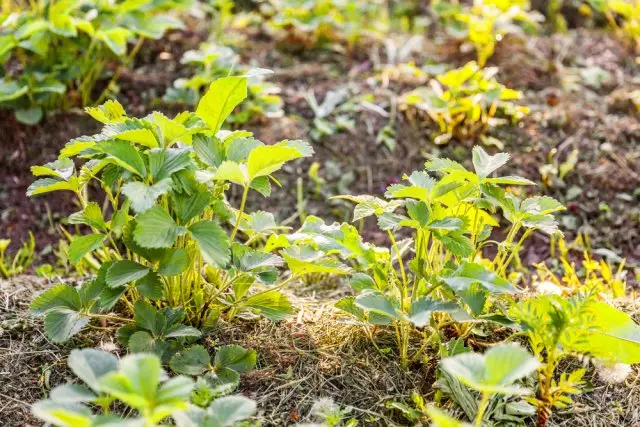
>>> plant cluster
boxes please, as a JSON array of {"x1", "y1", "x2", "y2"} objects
[
  {"x1": 431, "y1": 0, "x2": 544, "y2": 66},
  {"x1": 0, "y1": 0, "x2": 189, "y2": 123},
  {"x1": 32, "y1": 348, "x2": 257, "y2": 426},
  {"x1": 400, "y1": 61, "x2": 529, "y2": 144},
  {"x1": 27, "y1": 76, "x2": 328, "y2": 346},
  {"x1": 276, "y1": 146, "x2": 640, "y2": 426},
  {"x1": 294, "y1": 147, "x2": 558, "y2": 368},
  {"x1": 262, "y1": 0, "x2": 386, "y2": 49},
  {"x1": 163, "y1": 43, "x2": 284, "y2": 126}
]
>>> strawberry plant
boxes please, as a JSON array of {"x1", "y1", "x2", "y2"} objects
[
  {"x1": 431, "y1": 0, "x2": 543, "y2": 66},
  {"x1": 28, "y1": 76, "x2": 321, "y2": 344},
  {"x1": 284, "y1": 147, "x2": 562, "y2": 369},
  {"x1": 163, "y1": 43, "x2": 284, "y2": 125},
  {"x1": 401, "y1": 61, "x2": 529, "y2": 145},
  {"x1": 31, "y1": 348, "x2": 257, "y2": 426},
  {"x1": 263, "y1": 0, "x2": 384, "y2": 49},
  {"x1": 509, "y1": 291, "x2": 640, "y2": 427},
  {"x1": 439, "y1": 343, "x2": 539, "y2": 425},
  {"x1": 0, "y1": 0, "x2": 189, "y2": 123}
]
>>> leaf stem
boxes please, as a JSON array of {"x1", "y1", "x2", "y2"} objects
[{"x1": 230, "y1": 185, "x2": 250, "y2": 242}]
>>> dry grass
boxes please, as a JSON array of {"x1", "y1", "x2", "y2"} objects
[{"x1": 2, "y1": 275, "x2": 640, "y2": 426}]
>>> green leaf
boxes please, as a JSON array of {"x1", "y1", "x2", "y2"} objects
[
  {"x1": 15, "y1": 107, "x2": 43, "y2": 125},
  {"x1": 106, "y1": 260, "x2": 150, "y2": 288},
  {"x1": 128, "y1": 331, "x2": 158, "y2": 353},
  {"x1": 135, "y1": 271, "x2": 163, "y2": 300},
  {"x1": 68, "y1": 202, "x2": 107, "y2": 232},
  {"x1": 27, "y1": 177, "x2": 79, "y2": 196},
  {"x1": 193, "y1": 134, "x2": 223, "y2": 167},
  {"x1": 31, "y1": 158, "x2": 75, "y2": 180},
  {"x1": 440, "y1": 343, "x2": 539, "y2": 395},
  {"x1": 355, "y1": 292, "x2": 401, "y2": 320},
  {"x1": 188, "y1": 220, "x2": 230, "y2": 267},
  {"x1": 30, "y1": 284, "x2": 82, "y2": 315},
  {"x1": 173, "y1": 190, "x2": 212, "y2": 223},
  {"x1": 96, "y1": 27, "x2": 131, "y2": 56},
  {"x1": 158, "y1": 248, "x2": 189, "y2": 276},
  {"x1": 214, "y1": 345, "x2": 256, "y2": 373},
  {"x1": 102, "y1": 120, "x2": 158, "y2": 148},
  {"x1": 587, "y1": 302, "x2": 640, "y2": 364},
  {"x1": 152, "y1": 113, "x2": 192, "y2": 147},
  {"x1": 438, "y1": 234, "x2": 474, "y2": 257},
  {"x1": 99, "y1": 353, "x2": 162, "y2": 408},
  {"x1": 68, "y1": 348, "x2": 118, "y2": 393},
  {"x1": 406, "y1": 200, "x2": 430, "y2": 227},
  {"x1": 426, "y1": 406, "x2": 472, "y2": 427},
  {"x1": 408, "y1": 298, "x2": 458, "y2": 327},
  {"x1": 282, "y1": 246, "x2": 352, "y2": 276},
  {"x1": 156, "y1": 375, "x2": 194, "y2": 405},
  {"x1": 247, "y1": 144, "x2": 305, "y2": 182},
  {"x1": 196, "y1": 76, "x2": 248, "y2": 133},
  {"x1": 134, "y1": 206, "x2": 187, "y2": 248},
  {"x1": 49, "y1": 384, "x2": 96, "y2": 404},
  {"x1": 442, "y1": 262, "x2": 519, "y2": 295},
  {"x1": 213, "y1": 161, "x2": 247, "y2": 186},
  {"x1": 206, "y1": 395, "x2": 257, "y2": 426},
  {"x1": 484, "y1": 176, "x2": 535, "y2": 186},
  {"x1": 133, "y1": 300, "x2": 164, "y2": 335},
  {"x1": 69, "y1": 234, "x2": 106, "y2": 264},
  {"x1": 31, "y1": 401, "x2": 93, "y2": 426},
  {"x1": 335, "y1": 297, "x2": 367, "y2": 321},
  {"x1": 98, "y1": 140, "x2": 147, "y2": 177},
  {"x1": 44, "y1": 310, "x2": 90, "y2": 343},
  {"x1": 122, "y1": 179, "x2": 172, "y2": 213},
  {"x1": 85, "y1": 100, "x2": 126, "y2": 124},
  {"x1": 149, "y1": 148, "x2": 192, "y2": 181},
  {"x1": 472, "y1": 146, "x2": 509, "y2": 180},
  {"x1": 428, "y1": 218, "x2": 463, "y2": 232},
  {"x1": 242, "y1": 290, "x2": 293, "y2": 321}
]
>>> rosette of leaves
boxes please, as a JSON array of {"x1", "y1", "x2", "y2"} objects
[
  {"x1": 439, "y1": 343, "x2": 539, "y2": 425},
  {"x1": 28, "y1": 75, "x2": 320, "y2": 343},
  {"x1": 31, "y1": 348, "x2": 257, "y2": 427},
  {"x1": 430, "y1": 0, "x2": 543, "y2": 66},
  {"x1": 400, "y1": 62, "x2": 530, "y2": 145},
  {"x1": 170, "y1": 344, "x2": 256, "y2": 395},
  {"x1": 307, "y1": 147, "x2": 562, "y2": 369},
  {"x1": 0, "y1": 0, "x2": 191, "y2": 123},
  {"x1": 117, "y1": 301, "x2": 201, "y2": 362},
  {"x1": 509, "y1": 291, "x2": 640, "y2": 427}
]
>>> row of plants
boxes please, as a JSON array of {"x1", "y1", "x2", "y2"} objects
[
  {"x1": 3, "y1": 0, "x2": 635, "y2": 126},
  {"x1": 24, "y1": 76, "x2": 640, "y2": 426}
]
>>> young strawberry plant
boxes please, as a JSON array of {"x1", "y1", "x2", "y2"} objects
[
  {"x1": 0, "y1": 0, "x2": 189, "y2": 123},
  {"x1": 431, "y1": 0, "x2": 543, "y2": 66},
  {"x1": 282, "y1": 147, "x2": 561, "y2": 369},
  {"x1": 439, "y1": 343, "x2": 539, "y2": 426},
  {"x1": 401, "y1": 61, "x2": 529, "y2": 145},
  {"x1": 31, "y1": 348, "x2": 257, "y2": 426},
  {"x1": 28, "y1": 75, "x2": 321, "y2": 344},
  {"x1": 509, "y1": 291, "x2": 640, "y2": 427}
]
